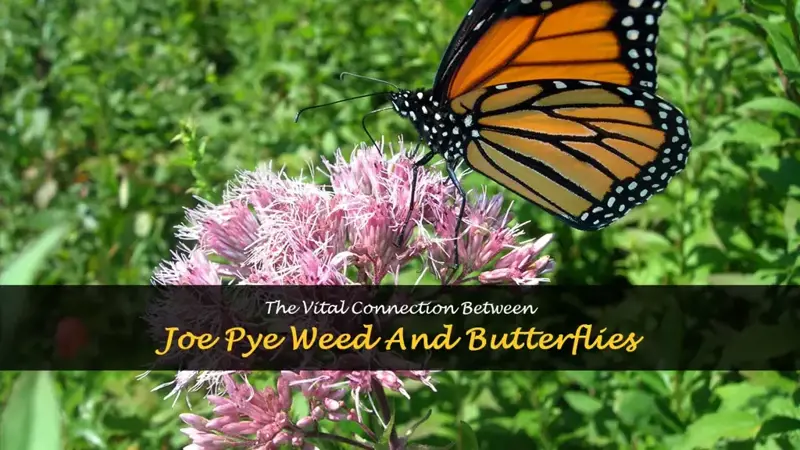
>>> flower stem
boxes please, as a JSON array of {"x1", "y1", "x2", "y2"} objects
[{"x1": 371, "y1": 378, "x2": 402, "y2": 449}]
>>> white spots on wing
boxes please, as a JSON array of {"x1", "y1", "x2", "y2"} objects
[
  {"x1": 643, "y1": 92, "x2": 654, "y2": 99},
  {"x1": 629, "y1": 0, "x2": 643, "y2": 7},
  {"x1": 629, "y1": 49, "x2": 639, "y2": 59},
  {"x1": 627, "y1": 30, "x2": 640, "y2": 40},
  {"x1": 663, "y1": 147, "x2": 671, "y2": 154},
  {"x1": 646, "y1": 62, "x2": 654, "y2": 71},
  {"x1": 496, "y1": 84, "x2": 508, "y2": 90},
  {"x1": 634, "y1": 100, "x2": 645, "y2": 107},
  {"x1": 676, "y1": 116, "x2": 684, "y2": 124},
  {"x1": 645, "y1": 48, "x2": 653, "y2": 57},
  {"x1": 541, "y1": 0, "x2": 553, "y2": 10},
  {"x1": 474, "y1": 19, "x2": 485, "y2": 31},
  {"x1": 580, "y1": 81, "x2": 601, "y2": 86},
  {"x1": 434, "y1": 113, "x2": 441, "y2": 120},
  {"x1": 453, "y1": 126, "x2": 460, "y2": 134},
  {"x1": 618, "y1": 87, "x2": 633, "y2": 95},
  {"x1": 633, "y1": 62, "x2": 641, "y2": 70},
  {"x1": 646, "y1": 14, "x2": 655, "y2": 25},
  {"x1": 658, "y1": 102, "x2": 673, "y2": 110},
  {"x1": 659, "y1": 111, "x2": 667, "y2": 119},
  {"x1": 464, "y1": 115, "x2": 473, "y2": 126},
  {"x1": 421, "y1": 106, "x2": 428, "y2": 114},
  {"x1": 653, "y1": 1, "x2": 662, "y2": 8},
  {"x1": 628, "y1": 181, "x2": 638, "y2": 190},
  {"x1": 622, "y1": 16, "x2": 634, "y2": 27},
  {"x1": 647, "y1": 34, "x2": 655, "y2": 42},
  {"x1": 616, "y1": 186, "x2": 624, "y2": 193},
  {"x1": 410, "y1": 111, "x2": 417, "y2": 121},
  {"x1": 607, "y1": 197, "x2": 616, "y2": 207},
  {"x1": 581, "y1": 212, "x2": 589, "y2": 221},
  {"x1": 677, "y1": 126, "x2": 685, "y2": 136},
  {"x1": 471, "y1": 130, "x2": 480, "y2": 137},
  {"x1": 554, "y1": 81, "x2": 568, "y2": 89}
]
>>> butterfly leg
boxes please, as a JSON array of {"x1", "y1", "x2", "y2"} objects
[
  {"x1": 446, "y1": 164, "x2": 466, "y2": 271},
  {"x1": 361, "y1": 107, "x2": 391, "y2": 154},
  {"x1": 395, "y1": 148, "x2": 436, "y2": 248}
]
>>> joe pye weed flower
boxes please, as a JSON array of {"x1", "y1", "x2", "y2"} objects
[{"x1": 147, "y1": 135, "x2": 555, "y2": 449}]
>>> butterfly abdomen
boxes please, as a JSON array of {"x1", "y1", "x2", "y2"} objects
[{"x1": 390, "y1": 89, "x2": 473, "y2": 162}]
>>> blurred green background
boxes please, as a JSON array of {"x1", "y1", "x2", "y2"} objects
[{"x1": 1, "y1": 0, "x2": 799, "y2": 448}]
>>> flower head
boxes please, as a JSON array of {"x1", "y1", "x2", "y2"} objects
[
  {"x1": 150, "y1": 138, "x2": 557, "y2": 449},
  {"x1": 152, "y1": 139, "x2": 554, "y2": 286}
]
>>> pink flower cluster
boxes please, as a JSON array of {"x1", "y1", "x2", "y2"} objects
[
  {"x1": 172, "y1": 370, "x2": 434, "y2": 449},
  {"x1": 150, "y1": 140, "x2": 556, "y2": 449},
  {"x1": 152, "y1": 140, "x2": 554, "y2": 286}
]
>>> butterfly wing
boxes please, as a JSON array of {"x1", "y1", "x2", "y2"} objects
[
  {"x1": 459, "y1": 80, "x2": 690, "y2": 230},
  {"x1": 432, "y1": 0, "x2": 667, "y2": 104}
]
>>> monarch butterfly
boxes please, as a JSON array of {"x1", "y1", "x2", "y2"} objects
[{"x1": 299, "y1": 0, "x2": 691, "y2": 267}]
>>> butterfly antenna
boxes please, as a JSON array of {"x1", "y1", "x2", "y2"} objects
[
  {"x1": 295, "y1": 91, "x2": 391, "y2": 122},
  {"x1": 340, "y1": 72, "x2": 400, "y2": 91}
]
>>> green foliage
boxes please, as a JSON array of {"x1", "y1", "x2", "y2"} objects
[
  {"x1": 1, "y1": 0, "x2": 797, "y2": 285},
  {"x1": 0, "y1": 372, "x2": 61, "y2": 450},
  {"x1": 2, "y1": 371, "x2": 796, "y2": 449},
  {"x1": 1, "y1": 0, "x2": 799, "y2": 449}
]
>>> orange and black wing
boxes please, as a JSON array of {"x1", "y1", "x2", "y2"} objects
[
  {"x1": 433, "y1": 0, "x2": 667, "y2": 103},
  {"x1": 458, "y1": 80, "x2": 690, "y2": 230}
]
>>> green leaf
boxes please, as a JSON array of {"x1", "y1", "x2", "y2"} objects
[
  {"x1": 378, "y1": 406, "x2": 396, "y2": 446},
  {"x1": 457, "y1": 421, "x2": 479, "y2": 450},
  {"x1": 757, "y1": 416, "x2": 800, "y2": 439},
  {"x1": 784, "y1": 198, "x2": 800, "y2": 239},
  {"x1": 727, "y1": 119, "x2": 782, "y2": 147},
  {"x1": 612, "y1": 229, "x2": 672, "y2": 252},
  {"x1": 0, "y1": 372, "x2": 62, "y2": 450},
  {"x1": 750, "y1": 16, "x2": 800, "y2": 73},
  {"x1": 563, "y1": 391, "x2": 604, "y2": 416},
  {"x1": 614, "y1": 390, "x2": 658, "y2": 426},
  {"x1": 0, "y1": 224, "x2": 70, "y2": 285},
  {"x1": 405, "y1": 409, "x2": 433, "y2": 440},
  {"x1": 0, "y1": 224, "x2": 70, "y2": 360},
  {"x1": 707, "y1": 273, "x2": 764, "y2": 285},
  {"x1": 737, "y1": 97, "x2": 800, "y2": 120},
  {"x1": 681, "y1": 411, "x2": 761, "y2": 449}
]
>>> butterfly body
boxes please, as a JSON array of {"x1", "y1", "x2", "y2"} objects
[{"x1": 390, "y1": 89, "x2": 473, "y2": 164}]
